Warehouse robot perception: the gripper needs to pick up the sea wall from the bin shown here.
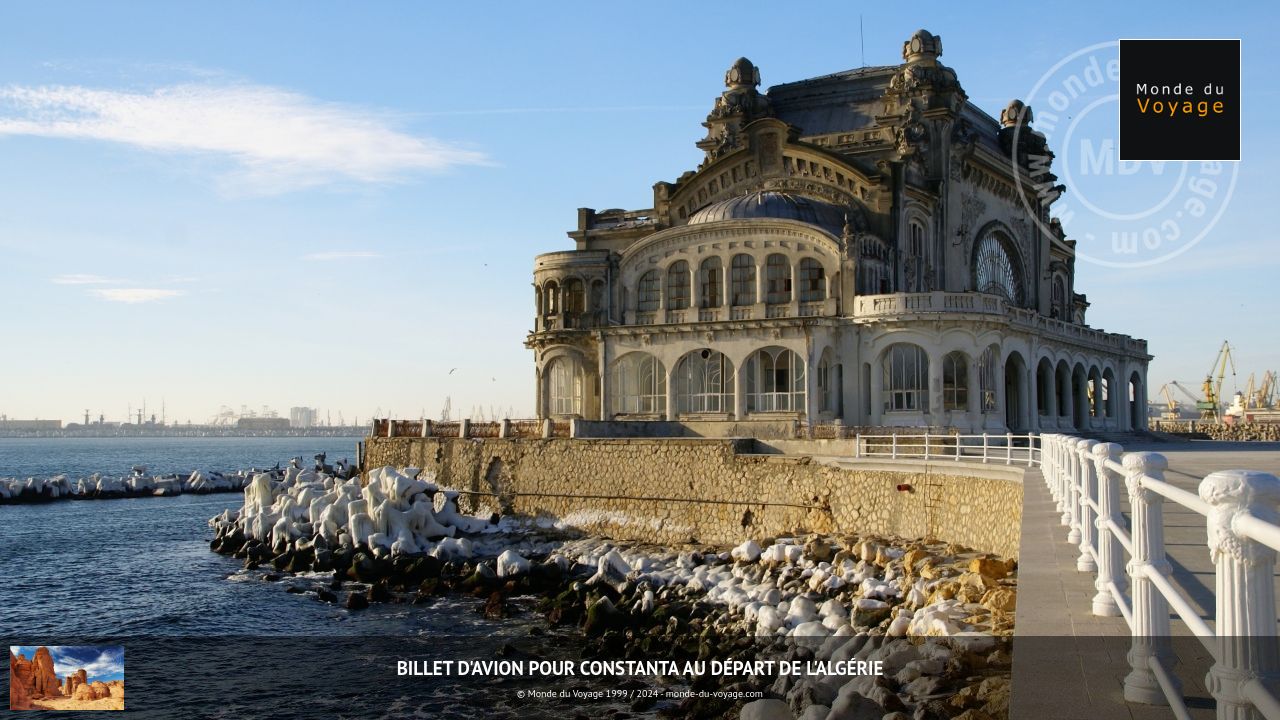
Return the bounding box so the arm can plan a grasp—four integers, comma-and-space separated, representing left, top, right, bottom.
363, 437, 1025, 559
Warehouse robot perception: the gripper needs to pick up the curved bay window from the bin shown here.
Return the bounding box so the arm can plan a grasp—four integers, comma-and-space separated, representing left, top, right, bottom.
666, 261, 690, 310
882, 344, 928, 412
611, 352, 666, 415
731, 254, 756, 306
745, 347, 805, 413
547, 356, 583, 416
675, 349, 734, 414
699, 257, 723, 308
798, 258, 825, 302
978, 345, 999, 413
637, 270, 661, 312
942, 351, 968, 411
973, 229, 1025, 305
765, 254, 791, 304
857, 236, 892, 294
564, 278, 585, 326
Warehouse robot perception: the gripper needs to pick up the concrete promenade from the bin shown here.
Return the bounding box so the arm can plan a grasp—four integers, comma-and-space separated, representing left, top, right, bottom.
1012, 440, 1280, 719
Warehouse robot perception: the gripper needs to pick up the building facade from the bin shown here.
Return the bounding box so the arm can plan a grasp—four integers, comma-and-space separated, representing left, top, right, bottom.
526, 30, 1150, 434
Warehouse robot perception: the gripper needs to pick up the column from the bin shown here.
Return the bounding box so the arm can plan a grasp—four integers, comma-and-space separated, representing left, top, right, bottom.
1062, 370, 1075, 431
870, 357, 884, 426
805, 347, 820, 424
966, 357, 981, 432
597, 341, 610, 420
927, 350, 943, 423
995, 358, 1007, 431
665, 362, 677, 421
1025, 365, 1037, 431
734, 355, 748, 420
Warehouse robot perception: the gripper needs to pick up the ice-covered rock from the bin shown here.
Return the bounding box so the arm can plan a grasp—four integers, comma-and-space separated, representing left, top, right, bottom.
496, 549, 531, 577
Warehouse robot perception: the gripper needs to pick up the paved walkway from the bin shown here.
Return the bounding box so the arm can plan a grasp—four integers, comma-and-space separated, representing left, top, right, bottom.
1012, 440, 1280, 719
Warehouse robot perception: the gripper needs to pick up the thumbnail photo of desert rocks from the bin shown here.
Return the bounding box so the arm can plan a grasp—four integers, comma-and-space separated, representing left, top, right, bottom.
9, 646, 124, 711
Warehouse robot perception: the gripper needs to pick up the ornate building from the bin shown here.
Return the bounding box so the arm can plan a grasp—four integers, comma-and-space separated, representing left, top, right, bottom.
527, 30, 1149, 433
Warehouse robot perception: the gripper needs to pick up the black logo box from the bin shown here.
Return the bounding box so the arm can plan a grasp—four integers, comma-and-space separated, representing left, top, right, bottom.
1119, 39, 1240, 161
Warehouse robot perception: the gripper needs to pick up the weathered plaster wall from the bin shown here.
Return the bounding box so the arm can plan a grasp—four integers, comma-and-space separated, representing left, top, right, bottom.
364, 437, 1024, 559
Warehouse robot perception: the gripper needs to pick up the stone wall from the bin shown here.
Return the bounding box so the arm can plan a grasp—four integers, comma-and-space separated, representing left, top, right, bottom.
364, 437, 1025, 559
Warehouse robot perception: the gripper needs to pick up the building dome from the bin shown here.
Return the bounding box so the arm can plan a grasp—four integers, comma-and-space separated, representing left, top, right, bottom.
686, 191, 847, 235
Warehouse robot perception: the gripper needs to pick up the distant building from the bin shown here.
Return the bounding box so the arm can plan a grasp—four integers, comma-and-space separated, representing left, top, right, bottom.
526, 30, 1150, 433
289, 407, 317, 428
0, 419, 62, 431
236, 417, 291, 431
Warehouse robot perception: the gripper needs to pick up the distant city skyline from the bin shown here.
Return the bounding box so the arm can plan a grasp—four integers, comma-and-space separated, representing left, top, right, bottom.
2, 2, 1277, 422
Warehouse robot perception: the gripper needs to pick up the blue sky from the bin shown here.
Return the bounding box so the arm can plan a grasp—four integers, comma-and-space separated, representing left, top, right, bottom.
1, 1, 1277, 424
11, 645, 124, 683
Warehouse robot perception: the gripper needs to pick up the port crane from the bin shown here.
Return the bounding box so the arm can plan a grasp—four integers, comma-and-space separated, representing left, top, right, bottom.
1244, 371, 1277, 410
1197, 341, 1236, 421
1160, 382, 1203, 420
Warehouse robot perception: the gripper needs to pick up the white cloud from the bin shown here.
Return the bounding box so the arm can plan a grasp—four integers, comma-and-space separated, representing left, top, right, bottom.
51, 648, 124, 682
303, 250, 382, 261
0, 82, 489, 194
90, 288, 183, 304
52, 273, 114, 285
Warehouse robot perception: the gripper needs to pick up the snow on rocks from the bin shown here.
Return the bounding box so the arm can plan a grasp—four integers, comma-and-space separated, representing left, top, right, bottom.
209, 465, 498, 564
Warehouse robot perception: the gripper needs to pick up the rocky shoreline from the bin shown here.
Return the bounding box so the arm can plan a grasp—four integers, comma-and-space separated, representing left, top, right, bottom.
208, 465, 1016, 720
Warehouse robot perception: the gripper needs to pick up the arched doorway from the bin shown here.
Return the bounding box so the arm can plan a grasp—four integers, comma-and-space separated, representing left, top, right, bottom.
1004, 352, 1027, 431
1129, 371, 1144, 430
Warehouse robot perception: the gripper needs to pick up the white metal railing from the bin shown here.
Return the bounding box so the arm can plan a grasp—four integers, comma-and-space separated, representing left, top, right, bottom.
1040, 433, 1280, 720
851, 431, 1040, 466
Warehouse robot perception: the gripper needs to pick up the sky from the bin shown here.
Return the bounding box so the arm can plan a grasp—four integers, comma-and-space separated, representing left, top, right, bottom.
1, 1, 1277, 424
11, 645, 125, 684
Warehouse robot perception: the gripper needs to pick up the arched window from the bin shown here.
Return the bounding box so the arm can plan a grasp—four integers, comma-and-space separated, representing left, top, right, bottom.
637, 270, 661, 311
675, 349, 734, 414
798, 258, 825, 302
699, 257, 723, 308
564, 278, 585, 315
973, 229, 1025, 305
547, 357, 583, 416
882, 344, 928, 412
544, 280, 559, 315
765, 254, 791, 304
905, 220, 926, 292
731, 254, 756, 306
535, 286, 543, 316
666, 261, 690, 310
978, 346, 999, 413
611, 353, 666, 415
942, 351, 968, 411
744, 347, 805, 412
1051, 276, 1067, 319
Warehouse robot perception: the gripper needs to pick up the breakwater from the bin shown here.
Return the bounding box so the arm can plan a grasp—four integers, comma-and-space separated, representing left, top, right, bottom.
206, 463, 1016, 719
363, 437, 1025, 559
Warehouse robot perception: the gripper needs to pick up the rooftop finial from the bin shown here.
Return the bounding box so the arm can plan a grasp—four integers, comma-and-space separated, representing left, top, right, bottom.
725, 57, 760, 90
903, 29, 942, 64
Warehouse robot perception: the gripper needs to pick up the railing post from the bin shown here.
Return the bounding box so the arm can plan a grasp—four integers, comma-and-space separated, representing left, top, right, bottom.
541, 418, 553, 439
1076, 439, 1099, 572
1199, 470, 1280, 720
1091, 442, 1125, 616
854, 433, 861, 459
1122, 451, 1177, 705
1028, 432, 1037, 467
499, 418, 511, 438
459, 418, 470, 438
1066, 439, 1083, 543
891, 433, 897, 459
955, 433, 961, 461
923, 432, 930, 460
982, 433, 989, 463
1006, 432, 1013, 465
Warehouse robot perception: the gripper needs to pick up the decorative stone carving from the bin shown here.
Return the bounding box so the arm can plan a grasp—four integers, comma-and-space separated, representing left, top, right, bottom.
698, 57, 774, 164
1199, 470, 1280, 565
